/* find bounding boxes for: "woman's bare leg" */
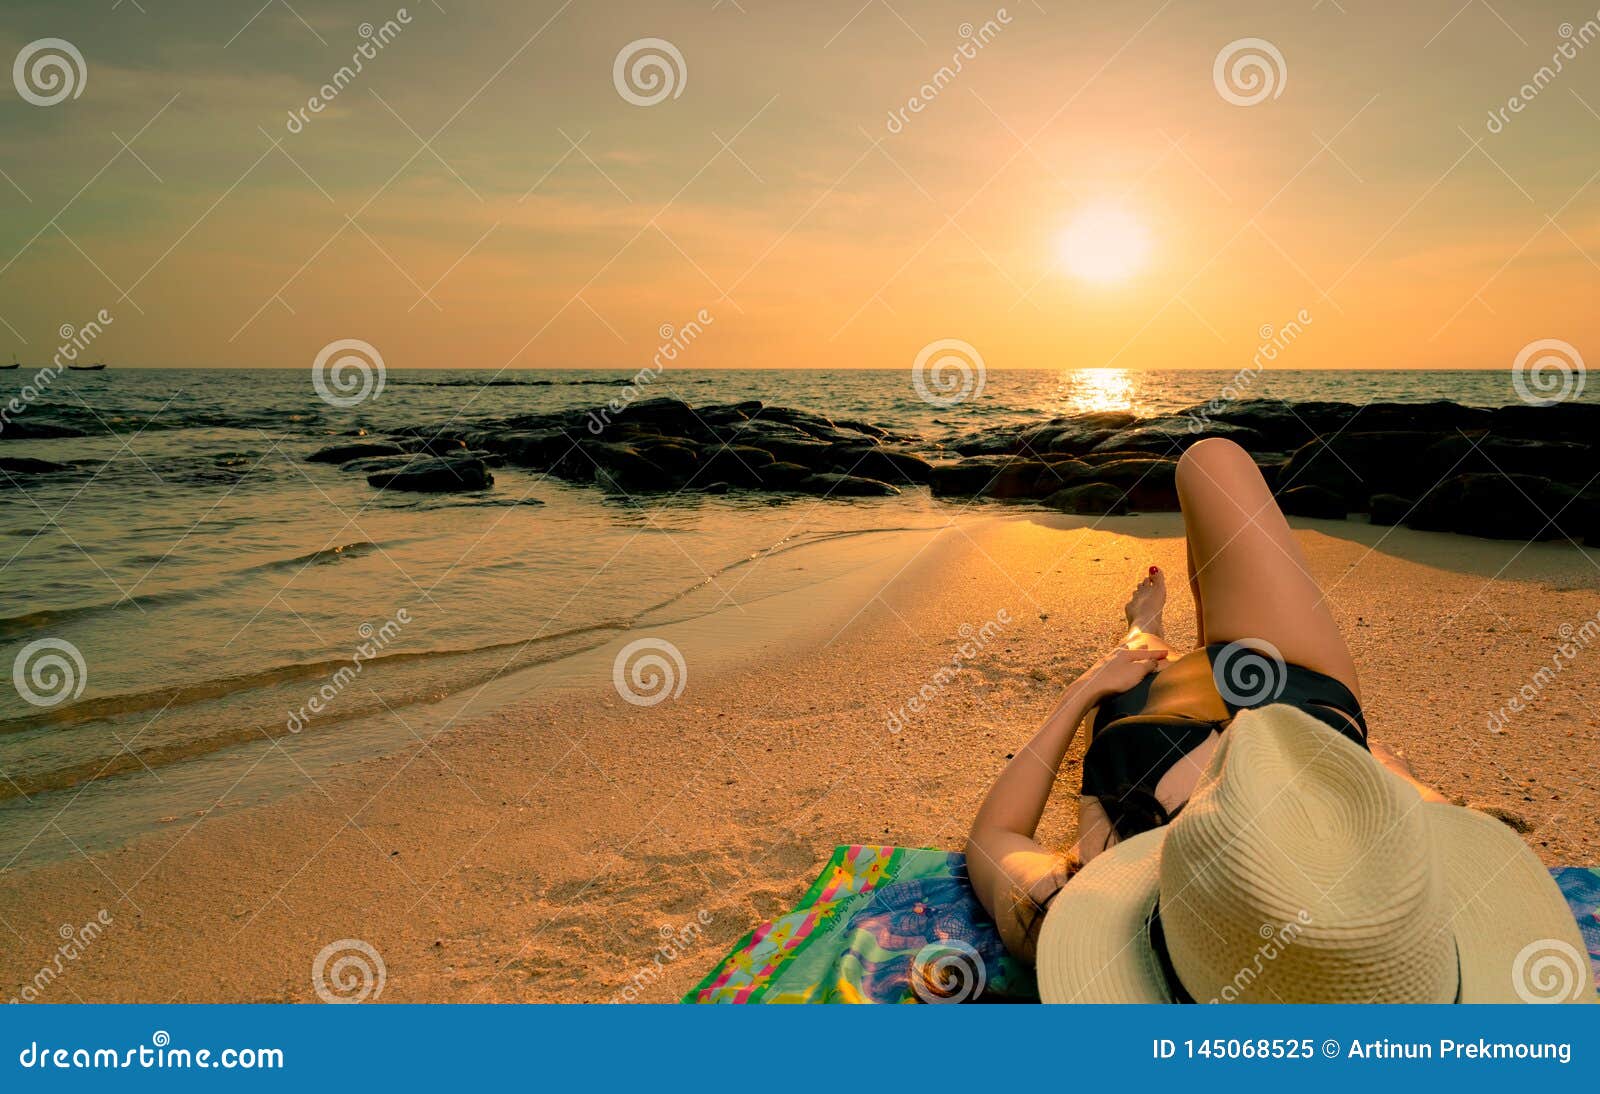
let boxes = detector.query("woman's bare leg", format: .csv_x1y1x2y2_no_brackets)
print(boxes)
1175,438,1360,700
1185,539,1205,647
1120,566,1177,659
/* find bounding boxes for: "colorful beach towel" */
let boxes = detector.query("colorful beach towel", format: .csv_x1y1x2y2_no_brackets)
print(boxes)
685,848,1600,1004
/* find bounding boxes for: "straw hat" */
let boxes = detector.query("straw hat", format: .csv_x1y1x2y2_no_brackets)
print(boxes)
1037,704,1594,1004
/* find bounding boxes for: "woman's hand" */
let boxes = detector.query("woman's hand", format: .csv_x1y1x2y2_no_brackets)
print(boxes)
1073,645,1169,703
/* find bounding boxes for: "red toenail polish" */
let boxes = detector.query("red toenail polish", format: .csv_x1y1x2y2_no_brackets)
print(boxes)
1149,565,1159,574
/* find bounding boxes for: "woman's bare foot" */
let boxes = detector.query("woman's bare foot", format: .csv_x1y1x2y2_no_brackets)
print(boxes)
1124,566,1166,638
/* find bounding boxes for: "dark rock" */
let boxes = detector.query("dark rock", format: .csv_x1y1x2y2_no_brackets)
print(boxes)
634,442,700,480
1367,493,1412,526
367,456,492,493
697,444,776,487
1277,485,1348,519
1078,458,1180,510
756,461,813,488
582,442,670,492
930,456,1047,499
340,454,415,474
1354,401,1491,435
497,429,578,470
308,441,405,464
1418,434,1598,486
1090,417,1265,456
794,473,900,497
1278,432,1438,503
0,420,85,440
0,456,70,474
1205,400,1357,449
699,400,764,426
404,435,468,457
1490,402,1600,441
1407,473,1571,540
762,406,844,440
1041,482,1129,515
829,444,934,484
1012,412,1139,456
836,418,888,439
951,428,1023,456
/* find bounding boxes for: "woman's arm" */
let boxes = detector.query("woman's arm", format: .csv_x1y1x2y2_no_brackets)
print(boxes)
965,646,1167,960
1369,740,1448,803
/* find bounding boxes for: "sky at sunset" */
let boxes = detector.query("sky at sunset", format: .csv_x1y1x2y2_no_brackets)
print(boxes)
1,0,1598,371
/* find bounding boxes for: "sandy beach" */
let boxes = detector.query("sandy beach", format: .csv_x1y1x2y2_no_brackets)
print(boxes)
2,513,1597,1003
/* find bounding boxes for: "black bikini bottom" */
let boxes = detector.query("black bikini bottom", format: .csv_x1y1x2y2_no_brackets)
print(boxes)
1080,643,1367,841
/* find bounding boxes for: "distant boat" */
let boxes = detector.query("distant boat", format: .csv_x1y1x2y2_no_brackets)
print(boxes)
68,362,107,371
0,356,17,370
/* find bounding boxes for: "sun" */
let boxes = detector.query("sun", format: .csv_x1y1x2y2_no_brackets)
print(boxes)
1055,206,1151,285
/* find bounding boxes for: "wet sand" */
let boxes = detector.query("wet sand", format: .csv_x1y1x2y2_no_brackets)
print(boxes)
2,514,1596,1003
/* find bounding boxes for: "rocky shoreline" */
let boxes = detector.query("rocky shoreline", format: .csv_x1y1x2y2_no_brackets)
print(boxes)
6,394,1598,544
289,395,1599,544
